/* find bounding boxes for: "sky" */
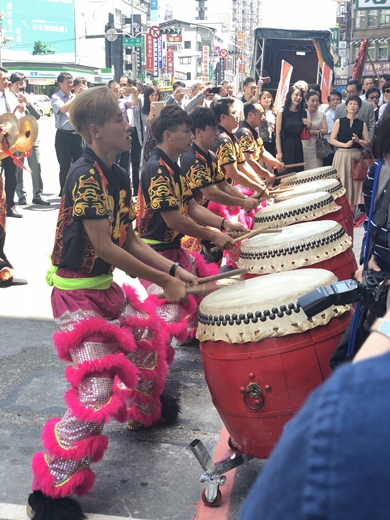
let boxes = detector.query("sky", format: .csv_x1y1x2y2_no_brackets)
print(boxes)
262,0,337,31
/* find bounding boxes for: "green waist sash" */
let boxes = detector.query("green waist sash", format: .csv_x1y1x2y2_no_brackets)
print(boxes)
46,263,113,291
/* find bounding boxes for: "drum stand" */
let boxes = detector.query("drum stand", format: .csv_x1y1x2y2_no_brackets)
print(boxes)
189,439,254,506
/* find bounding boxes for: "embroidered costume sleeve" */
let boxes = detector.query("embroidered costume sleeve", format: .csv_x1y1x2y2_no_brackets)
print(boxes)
216,136,237,166
71,168,108,220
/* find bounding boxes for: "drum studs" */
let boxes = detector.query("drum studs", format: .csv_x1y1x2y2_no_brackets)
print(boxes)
264,309,270,316
249,373,255,379
247,312,253,318
260,316,266,322
288,303,295,309
265,385,271,392
240,387,245,393
239,313,245,320
255,311,261,317
243,382,265,411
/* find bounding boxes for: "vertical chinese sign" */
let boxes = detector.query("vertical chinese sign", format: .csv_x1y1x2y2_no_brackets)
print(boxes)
150,0,158,23
146,34,154,75
166,51,175,79
203,46,209,78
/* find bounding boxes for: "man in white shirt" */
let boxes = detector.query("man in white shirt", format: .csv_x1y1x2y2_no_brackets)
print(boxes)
323,90,342,166
360,77,374,101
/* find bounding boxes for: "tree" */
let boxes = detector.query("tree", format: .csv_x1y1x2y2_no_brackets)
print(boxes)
32,41,56,55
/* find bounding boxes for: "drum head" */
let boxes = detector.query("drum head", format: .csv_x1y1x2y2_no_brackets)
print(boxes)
197,268,350,344
238,220,351,274
279,166,339,186
254,191,340,231
274,179,345,203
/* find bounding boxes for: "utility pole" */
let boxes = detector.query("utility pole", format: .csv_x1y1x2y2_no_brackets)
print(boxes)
0,11,6,68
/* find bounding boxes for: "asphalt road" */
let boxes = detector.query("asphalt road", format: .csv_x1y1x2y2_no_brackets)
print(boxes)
0,115,365,520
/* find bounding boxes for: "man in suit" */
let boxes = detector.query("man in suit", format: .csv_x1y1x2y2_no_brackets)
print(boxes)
334,80,376,143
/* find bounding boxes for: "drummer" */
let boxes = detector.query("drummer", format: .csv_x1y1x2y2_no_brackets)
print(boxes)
181,107,259,212
210,97,268,196
0,123,27,287
137,105,247,339
235,102,285,184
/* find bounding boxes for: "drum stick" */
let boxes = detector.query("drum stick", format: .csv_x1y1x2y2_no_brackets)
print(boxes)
268,187,294,194
209,228,282,253
197,267,249,285
156,282,221,300
282,162,306,169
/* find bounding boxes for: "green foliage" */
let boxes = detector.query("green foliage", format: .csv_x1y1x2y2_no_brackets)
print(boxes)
32,41,56,55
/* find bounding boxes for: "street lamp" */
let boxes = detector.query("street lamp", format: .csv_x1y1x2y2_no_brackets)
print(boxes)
190,24,216,79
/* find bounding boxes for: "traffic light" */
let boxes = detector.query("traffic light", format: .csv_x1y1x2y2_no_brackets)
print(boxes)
160,28,182,35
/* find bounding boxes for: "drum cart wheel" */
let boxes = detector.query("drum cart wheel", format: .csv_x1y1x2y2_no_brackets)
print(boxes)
190,439,253,507
228,436,240,451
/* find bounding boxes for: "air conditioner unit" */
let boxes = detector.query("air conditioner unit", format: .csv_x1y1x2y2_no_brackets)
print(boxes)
94,75,102,83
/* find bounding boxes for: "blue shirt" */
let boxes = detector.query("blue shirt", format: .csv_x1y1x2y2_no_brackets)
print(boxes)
50,89,74,131
239,351,390,520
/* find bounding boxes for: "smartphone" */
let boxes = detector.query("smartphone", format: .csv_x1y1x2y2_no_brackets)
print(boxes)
152,101,164,117
210,87,221,94
180,87,189,95
261,77,271,84
123,86,136,96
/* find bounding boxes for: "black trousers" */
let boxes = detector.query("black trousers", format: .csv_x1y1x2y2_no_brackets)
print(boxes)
55,130,83,193
130,128,142,197
1,156,17,211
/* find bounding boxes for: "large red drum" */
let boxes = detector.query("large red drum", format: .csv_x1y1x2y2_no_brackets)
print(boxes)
197,269,353,459
238,220,357,280
274,178,353,238
254,191,347,234
278,165,339,186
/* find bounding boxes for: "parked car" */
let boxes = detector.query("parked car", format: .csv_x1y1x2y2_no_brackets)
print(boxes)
28,95,53,117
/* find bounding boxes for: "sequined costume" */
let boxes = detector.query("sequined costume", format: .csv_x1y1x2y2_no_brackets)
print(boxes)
137,148,218,339
31,148,177,500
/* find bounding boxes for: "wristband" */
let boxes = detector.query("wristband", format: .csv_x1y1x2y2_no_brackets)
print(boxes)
371,318,390,339
220,218,226,231
169,262,181,277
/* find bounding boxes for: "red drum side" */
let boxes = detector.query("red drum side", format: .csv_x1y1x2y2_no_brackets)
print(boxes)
200,310,352,459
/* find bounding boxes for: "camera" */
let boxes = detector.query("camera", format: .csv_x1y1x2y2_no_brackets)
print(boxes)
210,87,221,94
298,270,389,331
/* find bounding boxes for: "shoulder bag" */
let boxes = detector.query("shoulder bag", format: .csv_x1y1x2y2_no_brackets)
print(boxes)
315,131,333,159
351,143,375,181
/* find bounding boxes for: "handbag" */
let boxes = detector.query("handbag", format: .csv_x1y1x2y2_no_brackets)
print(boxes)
315,131,333,159
351,144,374,181
300,127,310,140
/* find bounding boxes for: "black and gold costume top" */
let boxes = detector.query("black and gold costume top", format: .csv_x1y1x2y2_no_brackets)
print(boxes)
213,125,245,180
235,120,265,161
137,148,193,244
52,148,135,275
181,142,225,207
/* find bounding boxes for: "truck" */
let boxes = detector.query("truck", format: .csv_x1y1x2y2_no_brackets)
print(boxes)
252,28,334,91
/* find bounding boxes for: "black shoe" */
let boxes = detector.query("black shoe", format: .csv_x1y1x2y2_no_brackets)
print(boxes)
32,197,51,206
0,277,28,288
6,207,23,218
19,198,27,205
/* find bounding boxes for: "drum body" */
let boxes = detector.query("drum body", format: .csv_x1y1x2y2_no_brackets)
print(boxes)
254,191,348,234
275,178,353,239
238,220,357,280
278,165,339,186
197,269,352,460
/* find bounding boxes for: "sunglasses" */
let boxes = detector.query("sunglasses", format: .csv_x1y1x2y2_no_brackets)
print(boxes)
384,89,390,94
368,96,380,99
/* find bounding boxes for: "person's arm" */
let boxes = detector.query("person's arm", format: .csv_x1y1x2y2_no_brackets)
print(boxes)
354,306,390,363
224,162,265,194
199,183,259,211
159,207,235,250
329,119,353,148
259,148,283,173
254,78,263,101
321,114,328,135
184,90,206,113
82,218,188,302
237,161,268,194
244,152,274,181
352,122,370,148
275,110,283,161
366,103,376,143
187,199,247,236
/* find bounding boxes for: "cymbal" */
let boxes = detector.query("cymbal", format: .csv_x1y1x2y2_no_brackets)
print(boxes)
13,115,38,153
0,113,20,150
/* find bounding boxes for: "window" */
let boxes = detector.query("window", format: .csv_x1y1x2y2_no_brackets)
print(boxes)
378,44,388,60
179,56,191,65
184,41,191,49
368,9,378,27
379,9,390,26
368,44,376,60
355,10,365,29
186,72,192,80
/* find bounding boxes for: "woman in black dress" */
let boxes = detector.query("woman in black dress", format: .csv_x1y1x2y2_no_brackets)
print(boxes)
275,86,311,175
330,95,370,215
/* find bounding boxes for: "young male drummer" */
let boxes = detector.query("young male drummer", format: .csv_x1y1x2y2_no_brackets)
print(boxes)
181,107,259,211
210,97,268,195
236,102,285,183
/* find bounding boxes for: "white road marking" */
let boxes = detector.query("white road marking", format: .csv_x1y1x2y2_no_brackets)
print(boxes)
0,502,148,520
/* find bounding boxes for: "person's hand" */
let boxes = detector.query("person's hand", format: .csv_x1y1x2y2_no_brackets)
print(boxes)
212,232,235,250
276,161,285,173
345,140,354,148
302,118,312,128
218,85,227,97
0,123,6,143
75,84,88,95
17,93,28,104
368,256,381,272
223,220,247,238
161,276,188,303
174,266,198,286
276,153,283,162
354,265,364,283
148,103,155,120
15,104,24,114
257,78,264,88
352,133,361,144
173,88,184,101
241,197,259,211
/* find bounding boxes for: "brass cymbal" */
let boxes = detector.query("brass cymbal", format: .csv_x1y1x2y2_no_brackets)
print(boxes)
0,113,20,150
13,115,38,153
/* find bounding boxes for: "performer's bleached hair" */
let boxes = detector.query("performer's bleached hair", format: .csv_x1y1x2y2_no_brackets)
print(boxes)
69,86,119,144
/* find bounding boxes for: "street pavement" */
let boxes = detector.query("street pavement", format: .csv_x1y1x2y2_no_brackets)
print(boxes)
0,116,364,520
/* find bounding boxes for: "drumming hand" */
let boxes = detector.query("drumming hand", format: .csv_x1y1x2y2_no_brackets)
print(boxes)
276,162,285,173
175,266,198,286
223,221,247,237
161,277,188,303
212,232,235,250
241,197,259,211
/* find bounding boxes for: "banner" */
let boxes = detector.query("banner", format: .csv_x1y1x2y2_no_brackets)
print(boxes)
157,36,163,69
274,60,293,112
146,34,154,74
167,51,174,76
320,63,333,104
202,46,210,78
150,0,158,23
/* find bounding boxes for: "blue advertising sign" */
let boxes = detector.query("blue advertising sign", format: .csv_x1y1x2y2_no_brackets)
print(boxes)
5,0,76,61
150,0,158,23
153,35,159,77
157,36,162,69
